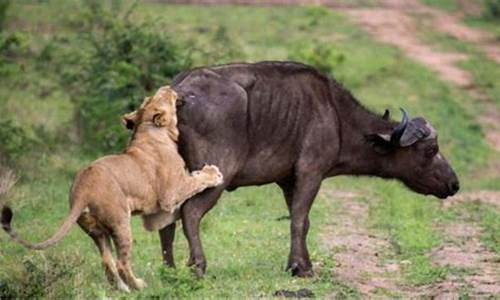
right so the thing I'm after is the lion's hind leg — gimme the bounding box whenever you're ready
[77,213,130,292]
[110,219,147,290]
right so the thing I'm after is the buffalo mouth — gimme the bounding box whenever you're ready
[404,180,451,199]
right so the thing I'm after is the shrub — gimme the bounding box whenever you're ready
[0,0,10,32]
[44,0,188,153]
[484,0,500,19]
[189,24,246,66]
[0,31,30,78]
[0,119,35,166]
[0,254,82,299]
[288,41,345,75]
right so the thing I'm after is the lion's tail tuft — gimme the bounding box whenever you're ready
[1,206,13,232]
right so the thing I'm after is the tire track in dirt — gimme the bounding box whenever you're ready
[331,1,500,297]
[319,188,500,298]
[319,189,404,297]
[335,0,500,154]
[428,222,500,298]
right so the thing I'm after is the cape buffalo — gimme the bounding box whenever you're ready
[129,61,459,277]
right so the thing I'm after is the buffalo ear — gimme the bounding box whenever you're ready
[153,111,168,127]
[365,134,394,155]
[122,111,137,130]
[382,109,390,120]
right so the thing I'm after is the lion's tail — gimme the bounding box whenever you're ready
[1,200,86,250]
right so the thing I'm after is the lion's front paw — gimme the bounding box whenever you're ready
[201,165,224,186]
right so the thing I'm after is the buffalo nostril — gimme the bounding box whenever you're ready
[449,181,459,195]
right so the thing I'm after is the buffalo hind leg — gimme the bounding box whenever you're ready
[285,173,321,277]
[181,187,225,278]
[278,176,295,217]
[159,222,176,267]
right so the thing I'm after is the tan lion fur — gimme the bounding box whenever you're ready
[0,86,223,292]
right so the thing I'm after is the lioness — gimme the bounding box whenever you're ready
[1,86,223,292]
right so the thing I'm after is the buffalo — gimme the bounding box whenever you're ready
[127,61,459,277]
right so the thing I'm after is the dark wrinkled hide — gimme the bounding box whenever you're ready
[158,61,459,277]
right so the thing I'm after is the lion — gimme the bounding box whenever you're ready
[0,86,223,292]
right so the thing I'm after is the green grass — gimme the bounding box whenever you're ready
[450,202,500,254]
[465,16,500,37]
[370,183,446,285]
[418,0,500,37]
[420,0,458,11]
[419,29,500,110]
[0,1,498,298]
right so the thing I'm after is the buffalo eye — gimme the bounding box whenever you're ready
[425,145,439,158]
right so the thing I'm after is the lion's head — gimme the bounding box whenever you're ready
[122,86,179,141]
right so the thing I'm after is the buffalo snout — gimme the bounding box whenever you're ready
[448,178,460,196]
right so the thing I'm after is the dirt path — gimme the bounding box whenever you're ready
[335,0,500,153]
[429,221,500,298]
[319,189,404,297]
[319,188,500,298]
[328,2,500,297]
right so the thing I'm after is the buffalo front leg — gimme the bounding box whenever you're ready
[181,187,224,278]
[159,223,176,267]
[286,174,322,277]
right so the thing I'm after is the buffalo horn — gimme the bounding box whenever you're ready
[382,109,390,120]
[390,108,408,145]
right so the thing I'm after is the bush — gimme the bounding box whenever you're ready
[0,31,30,78]
[484,0,500,19]
[0,0,9,32]
[189,25,246,66]
[0,254,82,299]
[288,41,345,75]
[44,0,188,152]
[0,119,35,166]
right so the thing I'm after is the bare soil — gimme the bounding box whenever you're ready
[325,2,500,296]
[320,188,500,298]
[446,190,500,209]
[429,222,500,297]
[335,0,500,153]
[319,189,403,297]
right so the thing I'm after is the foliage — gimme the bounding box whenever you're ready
[0,254,81,299]
[187,24,245,66]
[0,31,30,78]
[288,40,345,75]
[43,0,188,152]
[301,5,330,28]
[484,0,500,18]
[0,119,35,166]
[0,0,9,31]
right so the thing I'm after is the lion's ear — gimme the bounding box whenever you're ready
[153,111,168,127]
[122,111,137,130]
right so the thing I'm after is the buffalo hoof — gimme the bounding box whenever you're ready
[192,266,205,279]
[187,258,206,279]
[286,261,314,278]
